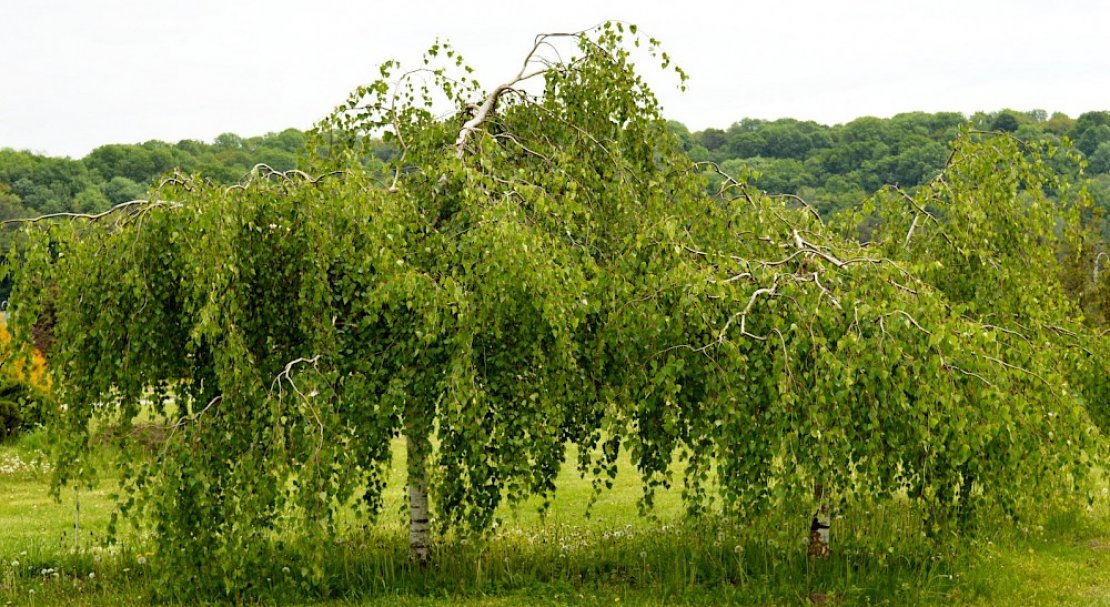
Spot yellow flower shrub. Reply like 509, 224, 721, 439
0, 317, 51, 394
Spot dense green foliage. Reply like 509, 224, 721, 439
856, 134, 1110, 432
4, 111, 1107, 305
3, 23, 1106, 602
0, 129, 333, 300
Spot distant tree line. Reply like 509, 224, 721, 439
1, 108, 1107, 257
0, 129, 309, 222
668, 109, 1110, 228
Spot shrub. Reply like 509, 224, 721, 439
0, 317, 52, 437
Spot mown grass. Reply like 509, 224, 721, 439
1, 429, 1107, 606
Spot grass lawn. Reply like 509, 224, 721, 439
1, 432, 1107, 606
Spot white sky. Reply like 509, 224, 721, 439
2, 0, 1108, 158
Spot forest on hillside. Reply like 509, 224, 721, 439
673, 110, 1110, 224
4, 110, 1110, 228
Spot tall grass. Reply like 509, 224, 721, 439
1, 431, 1107, 606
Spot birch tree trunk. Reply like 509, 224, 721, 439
407, 432, 430, 564
808, 482, 831, 559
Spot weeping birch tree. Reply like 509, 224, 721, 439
11, 23, 706, 594
6, 22, 1103, 601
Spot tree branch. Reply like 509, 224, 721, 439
226, 164, 344, 192
453, 29, 596, 160
714, 278, 781, 345
1, 199, 179, 226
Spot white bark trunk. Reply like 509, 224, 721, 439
407, 433, 430, 564
73, 487, 80, 554
808, 483, 830, 559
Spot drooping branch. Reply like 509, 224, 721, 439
270, 354, 328, 466
2, 166, 343, 226
790, 229, 889, 269
893, 186, 953, 247
714, 276, 782, 345
0, 199, 180, 226
693, 161, 755, 204
226, 164, 344, 192
975, 353, 1051, 387
941, 360, 994, 387
770, 193, 822, 222
904, 212, 920, 249
160, 394, 223, 467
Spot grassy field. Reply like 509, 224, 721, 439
1, 429, 1107, 606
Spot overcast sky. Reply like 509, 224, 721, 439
3, 0, 1108, 158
